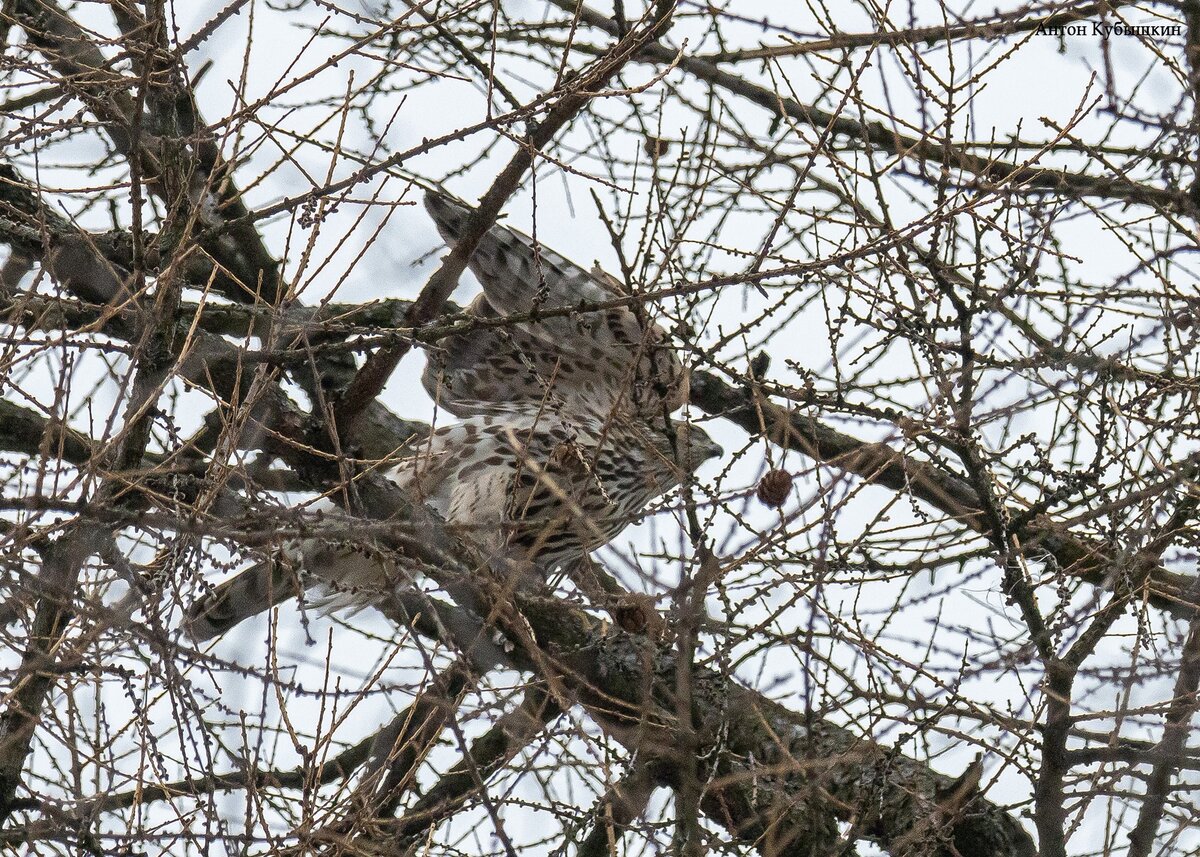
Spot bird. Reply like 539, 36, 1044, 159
185, 191, 721, 641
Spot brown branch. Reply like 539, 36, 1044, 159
1184, 0, 1200, 208
549, 0, 1190, 213
0, 162, 187, 824
367, 662, 477, 820
574, 765, 657, 857
508, 598, 1037, 857
9, 0, 283, 304
290, 660, 482, 852
383, 685, 560, 840
701, 0, 1143, 62
1125, 596, 1200, 857
0, 398, 96, 467
688, 370, 1199, 619
68, 718, 382, 817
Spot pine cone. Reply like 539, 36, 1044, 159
756, 468, 792, 508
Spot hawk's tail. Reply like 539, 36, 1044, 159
422, 189, 612, 314
185, 539, 412, 642
184, 559, 303, 641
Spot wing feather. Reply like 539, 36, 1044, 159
421, 191, 688, 417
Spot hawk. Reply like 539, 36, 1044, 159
186, 192, 721, 640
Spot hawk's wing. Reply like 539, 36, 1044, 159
421, 294, 625, 418
421, 191, 688, 419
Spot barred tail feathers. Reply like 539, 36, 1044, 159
184, 559, 302, 641
185, 539, 408, 641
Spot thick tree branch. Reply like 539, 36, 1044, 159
1125, 597, 1200, 857
689, 370, 1198, 619
9, 0, 283, 304
702, 0, 1143, 62
550, 0, 1190, 214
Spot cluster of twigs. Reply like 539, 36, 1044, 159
1, 1, 1199, 855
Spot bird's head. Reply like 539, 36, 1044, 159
635, 419, 723, 499
666, 420, 723, 472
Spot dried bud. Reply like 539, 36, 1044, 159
612, 593, 663, 638
898, 415, 922, 439
614, 601, 649, 634
643, 135, 671, 160
756, 468, 792, 508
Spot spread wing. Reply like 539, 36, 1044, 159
421, 191, 688, 419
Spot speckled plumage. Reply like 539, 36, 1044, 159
186, 192, 720, 641
410, 192, 718, 569
390, 404, 717, 573
421, 191, 689, 419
